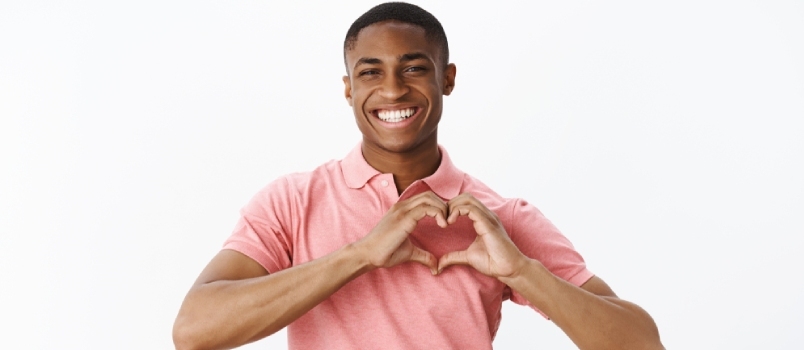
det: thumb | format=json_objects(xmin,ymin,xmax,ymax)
[
  {"xmin": 437, "ymin": 250, "xmax": 469, "ymax": 274},
  {"xmin": 407, "ymin": 244, "xmax": 438, "ymax": 275}
]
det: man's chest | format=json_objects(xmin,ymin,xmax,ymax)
[{"xmin": 284, "ymin": 185, "xmax": 509, "ymax": 339}]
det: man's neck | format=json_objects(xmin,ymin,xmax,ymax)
[{"xmin": 361, "ymin": 137, "xmax": 441, "ymax": 195}]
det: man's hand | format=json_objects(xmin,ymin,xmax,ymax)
[
  {"xmin": 436, "ymin": 193, "xmax": 528, "ymax": 278},
  {"xmin": 354, "ymin": 191, "xmax": 448, "ymax": 274},
  {"xmin": 435, "ymin": 194, "xmax": 664, "ymax": 349}
]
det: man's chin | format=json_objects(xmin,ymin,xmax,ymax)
[{"xmin": 366, "ymin": 138, "xmax": 421, "ymax": 155}]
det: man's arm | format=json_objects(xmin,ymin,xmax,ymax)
[
  {"xmin": 501, "ymin": 264, "xmax": 663, "ymax": 350},
  {"xmin": 172, "ymin": 246, "xmax": 368, "ymax": 350},
  {"xmin": 172, "ymin": 191, "xmax": 448, "ymax": 350},
  {"xmin": 437, "ymin": 193, "xmax": 664, "ymax": 350}
]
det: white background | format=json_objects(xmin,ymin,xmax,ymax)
[{"xmin": 2, "ymin": 1, "xmax": 803, "ymax": 349}]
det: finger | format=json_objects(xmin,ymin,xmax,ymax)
[
  {"xmin": 399, "ymin": 191, "xmax": 450, "ymax": 227},
  {"xmin": 446, "ymin": 203, "xmax": 479, "ymax": 225},
  {"xmin": 447, "ymin": 192, "xmax": 476, "ymax": 207},
  {"xmin": 409, "ymin": 204, "xmax": 449, "ymax": 228},
  {"xmin": 448, "ymin": 193, "xmax": 494, "ymax": 214},
  {"xmin": 405, "ymin": 191, "xmax": 448, "ymax": 213},
  {"xmin": 407, "ymin": 243, "xmax": 438, "ymax": 275},
  {"xmin": 437, "ymin": 250, "xmax": 470, "ymax": 274},
  {"xmin": 449, "ymin": 203, "xmax": 504, "ymax": 236},
  {"xmin": 447, "ymin": 194, "xmax": 473, "ymax": 223}
]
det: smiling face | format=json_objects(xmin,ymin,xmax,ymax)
[{"xmin": 343, "ymin": 21, "xmax": 456, "ymax": 155}]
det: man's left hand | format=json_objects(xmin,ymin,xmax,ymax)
[{"xmin": 436, "ymin": 193, "xmax": 529, "ymax": 278}]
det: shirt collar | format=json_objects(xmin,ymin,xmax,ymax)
[
  {"xmin": 341, "ymin": 142, "xmax": 464, "ymax": 200},
  {"xmin": 342, "ymin": 142, "xmax": 382, "ymax": 189}
]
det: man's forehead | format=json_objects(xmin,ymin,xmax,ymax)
[
  {"xmin": 345, "ymin": 21, "xmax": 440, "ymax": 64},
  {"xmin": 355, "ymin": 20, "xmax": 427, "ymax": 39}
]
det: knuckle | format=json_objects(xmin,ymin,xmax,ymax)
[{"xmin": 390, "ymin": 210, "xmax": 406, "ymax": 221}]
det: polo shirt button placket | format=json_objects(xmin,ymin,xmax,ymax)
[
  {"xmin": 379, "ymin": 177, "xmax": 398, "ymax": 203},
  {"xmin": 379, "ymin": 179, "xmax": 397, "ymax": 205}
]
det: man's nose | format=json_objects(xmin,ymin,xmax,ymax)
[{"xmin": 378, "ymin": 73, "xmax": 409, "ymax": 100}]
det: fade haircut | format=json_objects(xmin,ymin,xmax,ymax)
[{"xmin": 343, "ymin": 2, "xmax": 449, "ymax": 69}]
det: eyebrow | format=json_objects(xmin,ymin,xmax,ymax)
[
  {"xmin": 353, "ymin": 52, "xmax": 432, "ymax": 71},
  {"xmin": 354, "ymin": 57, "xmax": 382, "ymax": 70},
  {"xmin": 399, "ymin": 52, "xmax": 429, "ymax": 63}
]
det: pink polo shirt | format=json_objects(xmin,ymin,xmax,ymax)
[{"xmin": 223, "ymin": 143, "xmax": 593, "ymax": 349}]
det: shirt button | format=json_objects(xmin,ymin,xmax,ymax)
[{"xmin": 381, "ymin": 180, "xmax": 389, "ymax": 187}]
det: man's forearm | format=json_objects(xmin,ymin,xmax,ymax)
[
  {"xmin": 500, "ymin": 259, "xmax": 664, "ymax": 350},
  {"xmin": 173, "ymin": 243, "xmax": 371, "ymax": 350}
]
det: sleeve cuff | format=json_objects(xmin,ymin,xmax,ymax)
[{"xmin": 222, "ymin": 240, "xmax": 281, "ymax": 274}]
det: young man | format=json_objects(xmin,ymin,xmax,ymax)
[{"xmin": 173, "ymin": 2, "xmax": 664, "ymax": 350}]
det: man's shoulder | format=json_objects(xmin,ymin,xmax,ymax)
[
  {"xmin": 460, "ymin": 172, "xmax": 519, "ymax": 209},
  {"xmin": 242, "ymin": 159, "xmax": 343, "ymax": 214}
]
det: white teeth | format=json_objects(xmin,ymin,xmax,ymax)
[{"xmin": 377, "ymin": 108, "xmax": 415, "ymax": 122}]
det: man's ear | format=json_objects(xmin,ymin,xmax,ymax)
[
  {"xmin": 443, "ymin": 63, "xmax": 456, "ymax": 96},
  {"xmin": 342, "ymin": 75, "xmax": 353, "ymax": 106}
]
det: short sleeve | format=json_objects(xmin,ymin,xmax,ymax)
[
  {"xmin": 506, "ymin": 199, "xmax": 594, "ymax": 318},
  {"xmin": 222, "ymin": 177, "xmax": 295, "ymax": 274}
]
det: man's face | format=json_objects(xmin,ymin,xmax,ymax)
[{"xmin": 343, "ymin": 21, "xmax": 456, "ymax": 154}]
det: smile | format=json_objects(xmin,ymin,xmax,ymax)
[{"xmin": 375, "ymin": 107, "xmax": 418, "ymax": 123}]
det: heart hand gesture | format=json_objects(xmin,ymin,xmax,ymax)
[
  {"xmin": 354, "ymin": 191, "xmax": 448, "ymax": 274},
  {"xmin": 355, "ymin": 191, "xmax": 528, "ymax": 279},
  {"xmin": 436, "ymin": 193, "xmax": 528, "ymax": 278}
]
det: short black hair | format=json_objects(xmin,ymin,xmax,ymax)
[{"xmin": 344, "ymin": 2, "xmax": 449, "ymax": 68}]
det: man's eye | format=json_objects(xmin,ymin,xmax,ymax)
[
  {"xmin": 405, "ymin": 66, "xmax": 426, "ymax": 73},
  {"xmin": 359, "ymin": 70, "xmax": 380, "ymax": 76}
]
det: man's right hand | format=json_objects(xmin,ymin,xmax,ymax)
[
  {"xmin": 174, "ymin": 190, "xmax": 449, "ymax": 350},
  {"xmin": 353, "ymin": 191, "xmax": 448, "ymax": 274}
]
